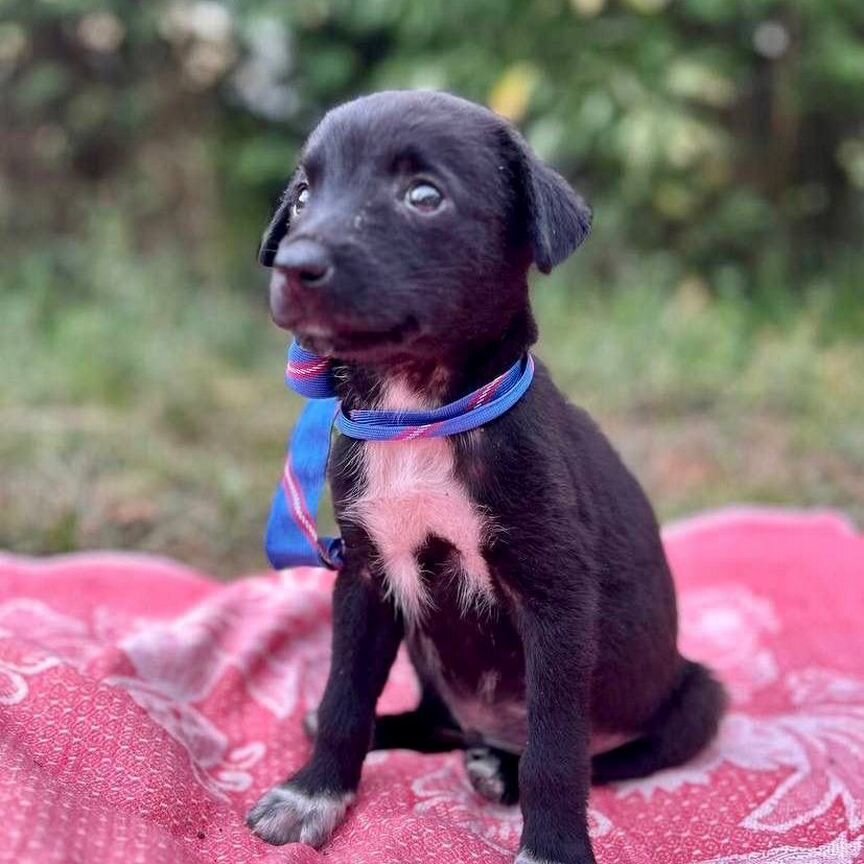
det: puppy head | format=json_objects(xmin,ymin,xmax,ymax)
[{"xmin": 261, "ymin": 90, "xmax": 590, "ymax": 363}]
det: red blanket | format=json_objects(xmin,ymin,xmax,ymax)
[{"xmin": 0, "ymin": 508, "xmax": 862, "ymax": 864}]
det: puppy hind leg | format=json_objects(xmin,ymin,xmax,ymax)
[
  {"xmin": 304, "ymin": 684, "xmax": 466, "ymax": 753},
  {"xmin": 372, "ymin": 685, "xmax": 465, "ymax": 753},
  {"xmin": 591, "ymin": 660, "xmax": 727, "ymax": 785}
]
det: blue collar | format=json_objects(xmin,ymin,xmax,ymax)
[{"xmin": 265, "ymin": 341, "xmax": 535, "ymax": 570}]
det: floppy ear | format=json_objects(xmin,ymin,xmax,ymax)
[
  {"xmin": 506, "ymin": 127, "xmax": 592, "ymax": 274},
  {"xmin": 258, "ymin": 188, "xmax": 292, "ymax": 267}
]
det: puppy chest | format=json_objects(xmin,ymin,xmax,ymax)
[{"xmin": 344, "ymin": 437, "xmax": 492, "ymax": 617}]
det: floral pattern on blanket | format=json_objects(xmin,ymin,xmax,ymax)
[{"xmin": 0, "ymin": 509, "xmax": 862, "ymax": 863}]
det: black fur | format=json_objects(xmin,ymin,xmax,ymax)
[{"xmin": 247, "ymin": 90, "xmax": 727, "ymax": 864}]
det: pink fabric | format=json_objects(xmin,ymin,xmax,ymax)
[{"xmin": 0, "ymin": 508, "xmax": 862, "ymax": 864}]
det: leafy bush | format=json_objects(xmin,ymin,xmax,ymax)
[{"xmin": 2, "ymin": 0, "xmax": 863, "ymax": 294}]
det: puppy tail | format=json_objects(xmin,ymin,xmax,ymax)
[{"xmin": 592, "ymin": 659, "xmax": 728, "ymax": 785}]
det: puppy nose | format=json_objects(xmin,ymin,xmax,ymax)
[{"xmin": 274, "ymin": 239, "xmax": 333, "ymax": 287}]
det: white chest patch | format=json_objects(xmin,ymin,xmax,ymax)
[{"xmin": 342, "ymin": 380, "xmax": 493, "ymax": 620}]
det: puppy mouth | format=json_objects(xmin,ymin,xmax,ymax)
[
  {"xmin": 268, "ymin": 273, "xmax": 420, "ymax": 358},
  {"xmin": 289, "ymin": 317, "xmax": 421, "ymax": 359}
]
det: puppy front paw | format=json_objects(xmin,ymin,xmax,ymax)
[
  {"xmin": 514, "ymin": 849, "xmax": 595, "ymax": 864},
  {"xmin": 246, "ymin": 783, "xmax": 354, "ymax": 847},
  {"xmin": 515, "ymin": 852, "xmax": 560, "ymax": 864}
]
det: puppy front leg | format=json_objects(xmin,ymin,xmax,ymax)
[
  {"xmin": 248, "ymin": 561, "xmax": 402, "ymax": 847},
  {"xmin": 515, "ymin": 601, "xmax": 597, "ymax": 864}
]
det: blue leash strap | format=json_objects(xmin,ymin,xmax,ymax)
[{"xmin": 265, "ymin": 397, "xmax": 344, "ymax": 569}]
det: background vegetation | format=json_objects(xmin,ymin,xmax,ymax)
[{"xmin": 1, "ymin": 0, "xmax": 862, "ymax": 574}]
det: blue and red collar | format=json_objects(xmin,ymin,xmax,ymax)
[{"xmin": 266, "ymin": 340, "xmax": 535, "ymax": 570}]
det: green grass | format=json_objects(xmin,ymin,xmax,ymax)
[{"xmin": 2, "ymin": 220, "xmax": 863, "ymax": 576}]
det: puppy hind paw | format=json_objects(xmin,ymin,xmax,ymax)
[
  {"xmin": 246, "ymin": 783, "xmax": 353, "ymax": 847},
  {"xmin": 464, "ymin": 747, "xmax": 519, "ymax": 805}
]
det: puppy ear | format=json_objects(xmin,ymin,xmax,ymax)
[
  {"xmin": 506, "ymin": 128, "xmax": 592, "ymax": 274},
  {"xmin": 258, "ymin": 188, "xmax": 292, "ymax": 267}
]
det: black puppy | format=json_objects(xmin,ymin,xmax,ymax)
[{"xmin": 247, "ymin": 90, "xmax": 726, "ymax": 864}]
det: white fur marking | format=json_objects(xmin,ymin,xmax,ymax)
[
  {"xmin": 478, "ymin": 670, "xmax": 499, "ymax": 702},
  {"xmin": 590, "ymin": 730, "xmax": 635, "ymax": 755},
  {"xmin": 344, "ymin": 379, "xmax": 493, "ymax": 619},
  {"xmin": 247, "ymin": 784, "xmax": 353, "ymax": 848},
  {"xmin": 515, "ymin": 851, "xmax": 559, "ymax": 864}
]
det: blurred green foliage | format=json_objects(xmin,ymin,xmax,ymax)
[
  {"xmin": 3, "ymin": 215, "xmax": 863, "ymax": 572},
  {"xmin": 2, "ymin": 0, "xmax": 863, "ymax": 295}
]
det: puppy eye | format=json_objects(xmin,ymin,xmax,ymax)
[
  {"xmin": 291, "ymin": 185, "xmax": 309, "ymax": 218},
  {"xmin": 405, "ymin": 181, "xmax": 443, "ymax": 212}
]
